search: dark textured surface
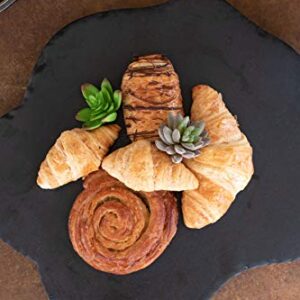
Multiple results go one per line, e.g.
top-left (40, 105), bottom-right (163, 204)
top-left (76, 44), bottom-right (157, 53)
top-left (0, 0), bottom-right (168, 117)
top-left (0, 0), bottom-right (300, 299)
top-left (1, 0), bottom-right (300, 118)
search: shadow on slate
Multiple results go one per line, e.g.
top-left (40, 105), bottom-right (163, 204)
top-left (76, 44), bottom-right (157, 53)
top-left (0, 0), bottom-right (300, 299)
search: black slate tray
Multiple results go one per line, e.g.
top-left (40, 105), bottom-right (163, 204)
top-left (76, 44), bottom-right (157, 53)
top-left (1, 0), bottom-right (300, 299)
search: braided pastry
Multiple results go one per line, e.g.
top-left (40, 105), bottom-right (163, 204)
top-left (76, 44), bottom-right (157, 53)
top-left (122, 54), bottom-right (183, 141)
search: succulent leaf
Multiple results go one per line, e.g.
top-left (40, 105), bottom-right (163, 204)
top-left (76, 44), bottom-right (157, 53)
top-left (181, 135), bottom-right (190, 142)
top-left (81, 84), bottom-right (99, 100)
top-left (155, 140), bottom-right (168, 152)
top-left (177, 116), bottom-right (190, 133)
top-left (101, 78), bottom-right (113, 97)
top-left (102, 112), bottom-right (117, 123)
top-left (176, 113), bottom-right (184, 123)
top-left (75, 108), bottom-right (91, 122)
top-left (194, 140), bottom-right (205, 147)
top-left (165, 146), bottom-right (176, 155)
top-left (172, 154), bottom-right (183, 164)
top-left (113, 90), bottom-right (122, 110)
top-left (102, 101), bottom-right (110, 111)
top-left (90, 105), bottom-right (104, 116)
top-left (172, 129), bottom-right (181, 143)
top-left (183, 125), bottom-right (195, 137)
top-left (188, 136), bottom-right (195, 143)
top-left (162, 126), bottom-right (174, 145)
top-left (191, 127), bottom-right (202, 136)
top-left (83, 119), bottom-right (103, 130)
top-left (76, 78), bottom-right (122, 130)
top-left (182, 151), bottom-right (196, 159)
top-left (167, 113), bottom-right (176, 129)
top-left (181, 143), bottom-right (196, 151)
top-left (155, 113), bottom-right (210, 163)
top-left (158, 126), bottom-right (171, 145)
top-left (102, 88), bottom-right (111, 105)
top-left (86, 95), bottom-right (98, 108)
top-left (89, 111), bottom-right (108, 121)
top-left (96, 92), bottom-right (105, 107)
top-left (193, 136), bottom-right (200, 143)
top-left (192, 142), bottom-right (205, 150)
top-left (174, 144), bottom-right (186, 155)
top-left (106, 102), bottom-right (116, 114)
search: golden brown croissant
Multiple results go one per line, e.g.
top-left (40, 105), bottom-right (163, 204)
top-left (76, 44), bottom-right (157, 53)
top-left (122, 54), bottom-right (183, 141)
top-left (69, 170), bottom-right (178, 275)
top-left (102, 139), bottom-right (199, 192)
top-left (182, 85), bottom-right (254, 229)
top-left (37, 125), bottom-right (120, 189)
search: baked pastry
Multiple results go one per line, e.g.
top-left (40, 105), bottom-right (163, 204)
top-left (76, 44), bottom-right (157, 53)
top-left (122, 54), bottom-right (183, 141)
top-left (182, 85), bottom-right (254, 229)
top-left (102, 139), bottom-right (199, 192)
top-left (68, 170), bottom-right (178, 275)
top-left (37, 125), bottom-right (120, 189)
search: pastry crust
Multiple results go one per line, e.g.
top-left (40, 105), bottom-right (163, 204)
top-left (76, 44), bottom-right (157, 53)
top-left (37, 125), bottom-right (120, 189)
top-left (68, 170), bottom-right (178, 275)
top-left (191, 85), bottom-right (242, 145)
top-left (102, 139), bottom-right (199, 192)
top-left (122, 54), bottom-right (183, 141)
top-left (182, 85), bottom-right (254, 229)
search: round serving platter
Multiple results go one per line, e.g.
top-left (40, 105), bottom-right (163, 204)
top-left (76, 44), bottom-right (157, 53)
top-left (0, 0), bottom-right (300, 299)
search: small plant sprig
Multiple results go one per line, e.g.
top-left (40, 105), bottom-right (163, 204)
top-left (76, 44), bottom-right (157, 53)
top-left (75, 78), bottom-right (122, 130)
top-left (155, 113), bottom-right (210, 163)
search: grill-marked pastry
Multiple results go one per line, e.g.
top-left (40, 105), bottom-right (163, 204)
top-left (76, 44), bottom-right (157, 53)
top-left (37, 125), bottom-right (120, 189)
top-left (69, 170), bottom-right (178, 275)
top-left (182, 85), bottom-right (254, 229)
top-left (122, 54), bottom-right (183, 141)
top-left (102, 139), bottom-right (199, 192)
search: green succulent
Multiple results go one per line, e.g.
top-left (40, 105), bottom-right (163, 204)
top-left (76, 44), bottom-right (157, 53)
top-left (155, 113), bottom-right (210, 163)
top-left (75, 78), bottom-right (122, 130)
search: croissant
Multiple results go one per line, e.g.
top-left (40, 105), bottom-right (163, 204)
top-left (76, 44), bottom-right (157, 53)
top-left (69, 170), bottom-right (178, 275)
top-left (182, 85), bottom-right (254, 229)
top-left (122, 54), bottom-right (183, 141)
top-left (102, 139), bottom-right (199, 192)
top-left (37, 125), bottom-right (120, 189)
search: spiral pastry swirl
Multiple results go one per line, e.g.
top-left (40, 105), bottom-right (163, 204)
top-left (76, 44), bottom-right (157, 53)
top-left (69, 170), bottom-right (178, 275)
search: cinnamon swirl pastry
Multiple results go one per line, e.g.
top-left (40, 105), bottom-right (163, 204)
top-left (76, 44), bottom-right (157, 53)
top-left (68, 169), bottom-right (178, 275)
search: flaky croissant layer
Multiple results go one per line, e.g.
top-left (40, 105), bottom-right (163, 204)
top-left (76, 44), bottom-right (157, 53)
top-left (102, 139), bottom-right (199, 192)
top-left (182, 85), bottom-right (254, 229)
top-left (37, 125), bottom-right (120, 189)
